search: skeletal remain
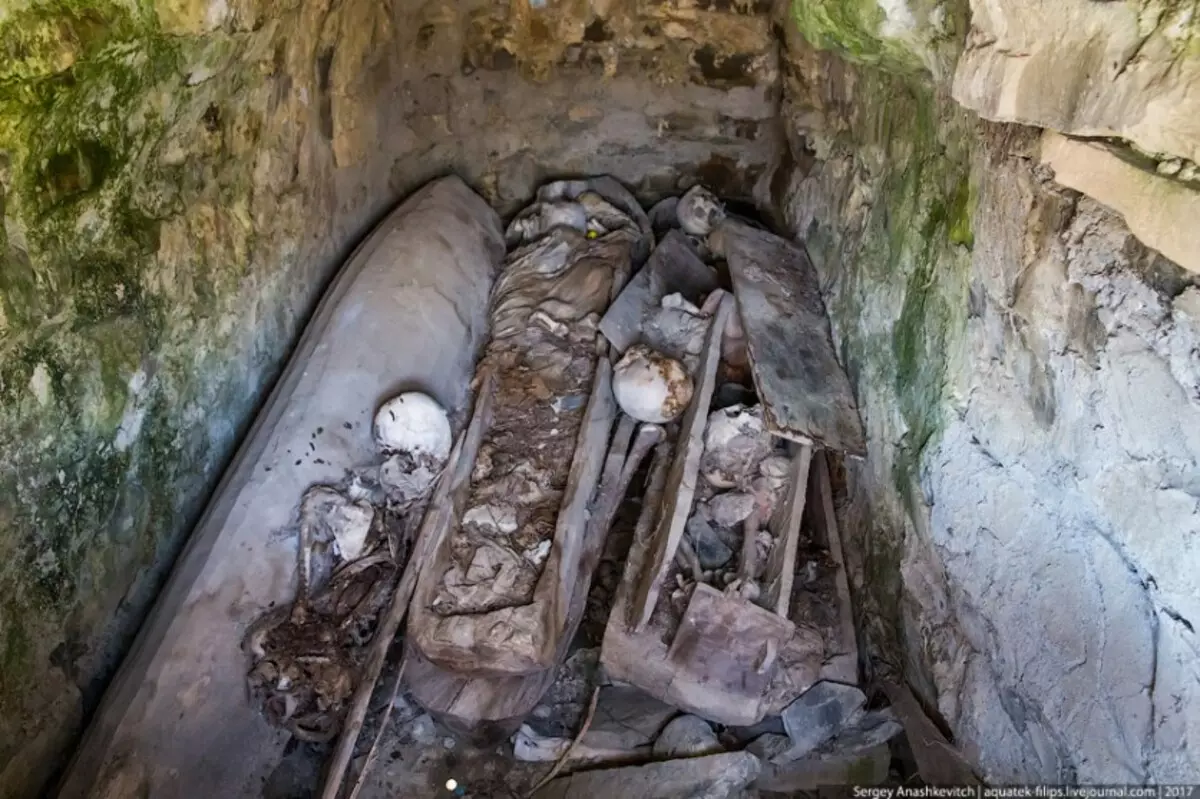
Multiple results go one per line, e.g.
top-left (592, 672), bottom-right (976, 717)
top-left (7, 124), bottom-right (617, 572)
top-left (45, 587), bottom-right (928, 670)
top-left (613, 345), bottom-right (694, 424)
top-left (589, 421), bottom-right (664, 539)
top-left (725, 501), bottom-right (763, 602)
top-left (675, 534), bottom-right (706, 583)
top-left (700, 404), bottom-right (773, 489)
top-left (505, 201), bottom-right (589, 246)
top-left (676, 185), bottom-right (725, 236)
top-left (374, 392), bottom-right (451, 462)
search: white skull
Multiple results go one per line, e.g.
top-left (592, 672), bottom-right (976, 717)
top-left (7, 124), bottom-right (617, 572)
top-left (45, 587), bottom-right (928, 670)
top-left (373, 392), bottom-right (451, 462)
top-left (676, 185), bottom-right (725, 237)
top-left (613, 344), bottom-right (694, 424)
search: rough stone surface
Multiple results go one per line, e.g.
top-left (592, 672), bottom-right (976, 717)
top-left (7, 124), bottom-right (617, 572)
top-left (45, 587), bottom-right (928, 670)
top-left (533, 751), bottom-right (760, 799)
top-left (780, 24), bottom-right (1200, 784)
top-left (652, 714), bottom-right (722, 759)
top-left (1040, 132), bottom-right (1200, 275)
top-left (781, 681), bottom-right (868, 758)
top-left (953, 0), bottom-right (1200, 165)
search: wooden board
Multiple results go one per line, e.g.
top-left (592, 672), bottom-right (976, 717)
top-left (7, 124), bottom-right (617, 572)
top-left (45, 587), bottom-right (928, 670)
top-left (407, 360), bottom-right (616, 676)
top-left (809, 450), bottom-right (858, 684)
top-left (599, 230), bottom-right (718, 353)
top-left (628, 293), bottom-right (732, 632)
top-left (402, 640), bottom-right (557, 739)
top-left (714, 220), bottom-right (866, 456)
top-left (762, 443), bottom-right (813, 616)
top-left (664, 583), bottom-right (795, 713)
top-left (403, 388), bottom-right (632, 733)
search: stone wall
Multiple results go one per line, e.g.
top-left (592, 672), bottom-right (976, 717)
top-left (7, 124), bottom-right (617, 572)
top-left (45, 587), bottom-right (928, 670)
top-left (773, 1), bottom-right (1200, 782)
top-left (0, 1), bottom-right (778, 795)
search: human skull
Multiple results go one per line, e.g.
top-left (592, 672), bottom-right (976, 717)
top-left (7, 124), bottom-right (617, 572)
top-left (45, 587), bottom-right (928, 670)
top-left (676, 185), bottom-right (725, 237)
top-left (374, 392), bottom-right (451, 462)
top-left (613, 344), bottom-right (694, 424)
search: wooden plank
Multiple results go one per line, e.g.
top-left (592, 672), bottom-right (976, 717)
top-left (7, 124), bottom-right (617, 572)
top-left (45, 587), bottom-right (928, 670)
top-left (714, 220), bottom-right (866, 456)
top-left (599, 231), bottom-right (718, 353)
top-left (665, 583), bottom-right (795, 710)
top-left (402, 639), bottom-right (557, 737)
top-left (628, 293), bottom-right (732, 632)
top-left (762, 444), bottom-right (813, 616)
top-left (880, 681), bottom-right (982, 785)
top-left (810, 450), bottom-right (858, 684)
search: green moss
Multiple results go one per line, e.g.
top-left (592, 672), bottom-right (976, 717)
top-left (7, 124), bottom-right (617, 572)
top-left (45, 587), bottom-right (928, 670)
top-left (792, 0), bottom-right (918, 69)
top-left (948, 174), bottom-right (975, 249)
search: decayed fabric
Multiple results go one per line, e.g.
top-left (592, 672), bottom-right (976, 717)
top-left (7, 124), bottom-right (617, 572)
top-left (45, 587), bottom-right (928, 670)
top-left (433, 190), bottom-right (640, 615)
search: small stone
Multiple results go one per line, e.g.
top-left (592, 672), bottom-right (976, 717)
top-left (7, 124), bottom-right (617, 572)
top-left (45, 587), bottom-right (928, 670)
top-left (652, 715), bottom-right (722, 758)
top-left (685, 515), bottom-right (733, 570)
top-left (409, 714), bottom-right (437, 745)
top-left (442, 737), bottom-right (457, 750)
top-left (514, 725), bottom-right (570, 762)
top-left (706, 492), bottom-right (755, 528)
top-left (780, 681), bottom-right (868, 759)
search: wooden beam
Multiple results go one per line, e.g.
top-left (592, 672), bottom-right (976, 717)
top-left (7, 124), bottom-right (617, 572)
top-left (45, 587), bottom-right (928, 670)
top-left (762, 444), bottom-right (813, 617)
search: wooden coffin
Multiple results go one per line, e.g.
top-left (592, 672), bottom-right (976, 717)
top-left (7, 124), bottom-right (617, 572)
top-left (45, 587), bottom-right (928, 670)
top-left (57, 178), bottom-right (504, 799)
top-left (599, 290), bottom-right (840, 727)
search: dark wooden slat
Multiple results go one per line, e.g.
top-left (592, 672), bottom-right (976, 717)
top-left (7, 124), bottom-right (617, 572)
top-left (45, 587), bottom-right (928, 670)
top-left (716, 221), bottom-right (866, 456)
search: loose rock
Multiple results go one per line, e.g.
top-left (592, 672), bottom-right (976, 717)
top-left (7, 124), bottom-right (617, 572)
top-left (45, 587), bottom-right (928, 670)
top-left (652, 715), bottom-right (722, 758)
top-left (781, 681), bottom-right (868, 759)
top-left (706, 492), bottom-right (755, 528)
top-left (685, 514), bottom-right (733, 570)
